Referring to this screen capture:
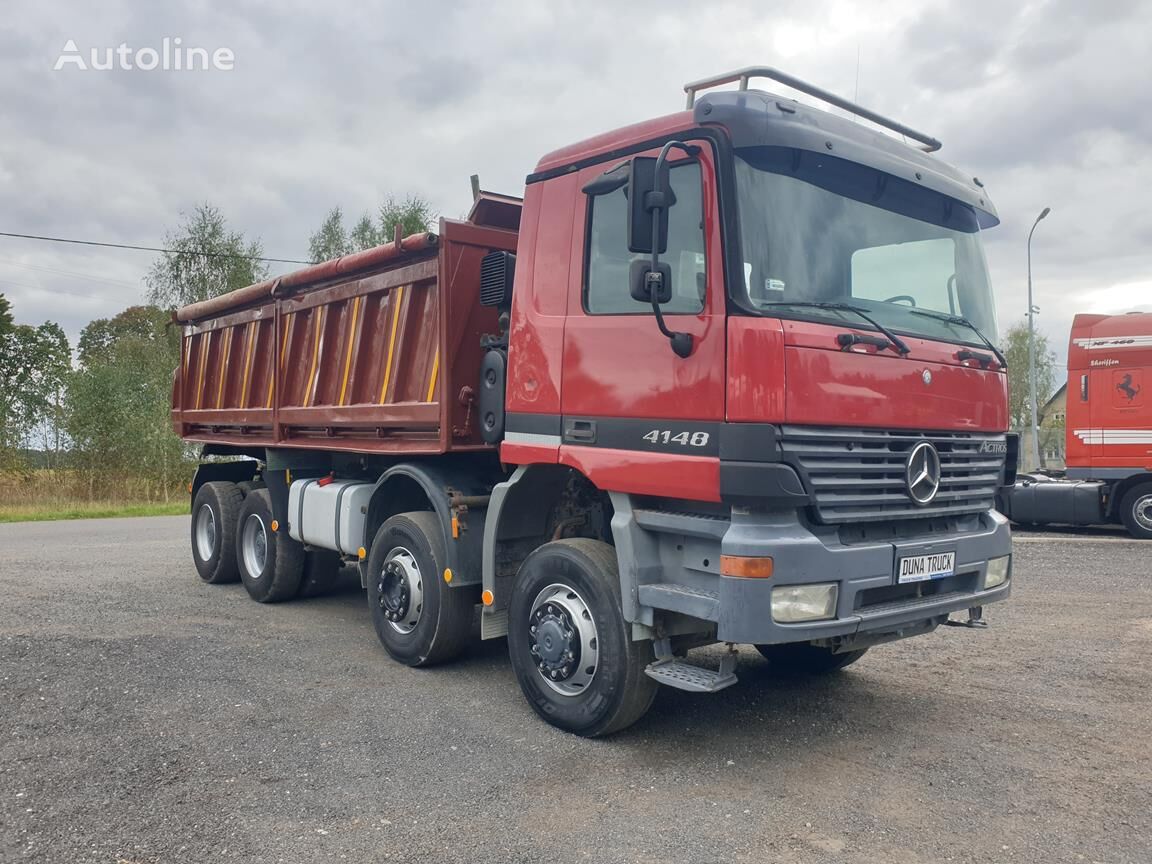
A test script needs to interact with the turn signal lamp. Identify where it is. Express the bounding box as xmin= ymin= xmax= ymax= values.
xmin=481 ymin=589 xmax=494 ymax=606
xmin=720 ymin=555 xmax=774 ymax=578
